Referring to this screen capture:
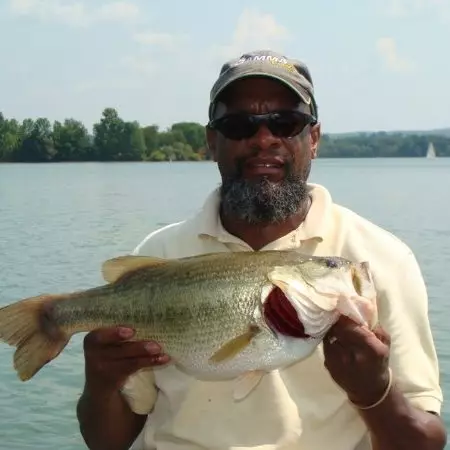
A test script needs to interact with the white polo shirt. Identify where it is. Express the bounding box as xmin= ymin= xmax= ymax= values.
xmin=121 ymin=183 xmax=443 ymax=450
